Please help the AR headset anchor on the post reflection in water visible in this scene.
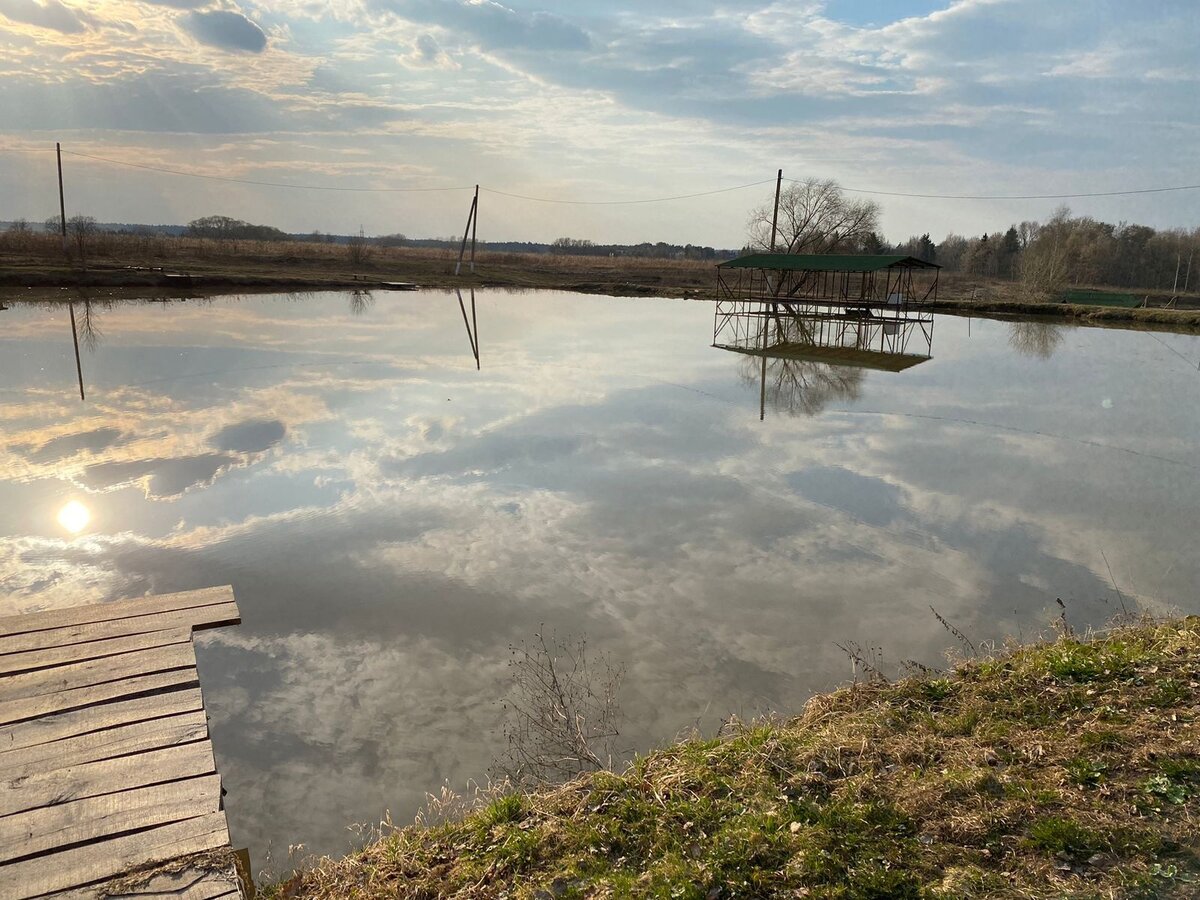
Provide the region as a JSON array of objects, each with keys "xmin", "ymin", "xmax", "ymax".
[
  {"xmin": 713, "ymin": 298, "xmax": 935, "ymax": 419},
  {"xmin": 457, "ymin": 288, "xmax": 480, "ymax": 370}
]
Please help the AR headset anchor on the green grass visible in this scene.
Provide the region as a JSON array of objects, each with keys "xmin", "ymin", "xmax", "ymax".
[{"xmin": 267, "ymin": 619, "xmax": 1200, "ymax": 899}]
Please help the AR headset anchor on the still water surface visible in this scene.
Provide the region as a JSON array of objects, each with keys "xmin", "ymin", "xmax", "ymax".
[{"xmin": 1, "ymin": 290, "xmax": 1198, "ymax": 867}]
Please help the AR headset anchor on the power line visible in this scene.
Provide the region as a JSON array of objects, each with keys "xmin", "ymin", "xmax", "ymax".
[
  {"xmin": 60, "ymin": 150, "xmax": 476, "ymax": 194},
  {"xmin": 7, "ymin": 145, "xmax": 1198, "ymax": 204},
  {"xmin": 797, "ymin": 178, "xmax": 1200, "ymax": 201},
  {"xmin": 480, "ymin": 180, "xmax": 776, "ymax": 205}
]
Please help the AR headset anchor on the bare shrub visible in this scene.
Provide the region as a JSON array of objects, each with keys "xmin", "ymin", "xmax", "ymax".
[{"xmin": 493, "ymin": 630, "xmax": 624, "ymax": 787}]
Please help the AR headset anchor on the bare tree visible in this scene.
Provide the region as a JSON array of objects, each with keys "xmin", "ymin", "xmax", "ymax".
[
  {"xmin": 66, "ymin": 215, "xmax": 98, "ymax": 266},
  {"xmin": 347, "ymin": 225, "xmax": 372, "ymax": 266},
  {"xmin": 747, "ymin": 178, "xmax": 880, "ymax": 254},
  {"xmin": 493, "ymin": 630, "xmax": 624, "ymax": 787},
  {"xmin": 1020, "ymin": 206, "xmax": 1073, "ymax": 301}
]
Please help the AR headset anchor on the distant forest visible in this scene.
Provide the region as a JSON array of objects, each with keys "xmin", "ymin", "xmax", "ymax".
[{"xmin": 886, "ymin": 210, "xmax": 1198, "ymax": 292}]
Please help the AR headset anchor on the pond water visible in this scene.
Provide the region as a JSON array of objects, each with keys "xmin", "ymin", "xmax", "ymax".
[{"xmin": 1, "ymin": 290, "xmax": 1198, "ymax": 869}]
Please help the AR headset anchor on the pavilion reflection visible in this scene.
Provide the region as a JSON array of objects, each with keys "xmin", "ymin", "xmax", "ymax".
[{"xmin": 713, "ymin": 298, "xmax": 934, "ymax": 419}]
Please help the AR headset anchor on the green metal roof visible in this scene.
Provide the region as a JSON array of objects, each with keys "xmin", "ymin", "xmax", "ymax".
[{"xmin": 718, "ymin": 253, "xmax": 940, "ymax": 272}]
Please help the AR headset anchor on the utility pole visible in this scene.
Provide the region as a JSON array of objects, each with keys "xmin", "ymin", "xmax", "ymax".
[
  {"xmin": 455, "ymin": 186, "xmax": 478, "ymax": 276},
  {"xmin": 769, "ymin": 169, "xmax": 782, "ymax": 253},
  {"xmin": 469, "ymin": 184, "xmax": 478, "ymax": 274},
  {"xmin": 56, "ymin": 142, "xmax": 68, "ymax": 257}
]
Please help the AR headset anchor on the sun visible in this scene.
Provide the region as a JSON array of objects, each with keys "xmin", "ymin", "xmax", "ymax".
[{"xmin": 57, "ymin": 500, "xmax": 91, "ymax": 534}]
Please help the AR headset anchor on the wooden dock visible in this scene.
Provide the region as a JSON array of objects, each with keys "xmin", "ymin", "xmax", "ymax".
[{"xmin": 0, "ymin": 586, "xmax": 244, "ymax": 899}]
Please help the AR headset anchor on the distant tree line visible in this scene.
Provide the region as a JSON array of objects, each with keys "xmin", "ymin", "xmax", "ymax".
[
  {"xmin": 185, "ymin": 216, "xmax": 289, "ymax": 241},
  {"xmin": 888, "ymin": 209, "xmax": 1198, "ymax": 292},
  {"xmin": 549, "ymin": 237, "xmax": 721, "ymax": 260},
  {"xmin": 744, "ymin": 180, "xmax": 1198, "ymax": 294}
]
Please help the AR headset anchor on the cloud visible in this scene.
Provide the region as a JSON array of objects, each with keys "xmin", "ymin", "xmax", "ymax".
[
  {"xmin": 210, "ymin": 418, "xmax": 287, "ymax": 453},
  {"xmin": 79, "ymin": 453, "xmax": 239, "ymax": 498},
  {"xmin": 0, "ymin": 0, "xmax": 93, "ymax": 33},
  {"xmin": 185, "ymin": 9, "xmax": 268, "ymax": 53},
  {"xmin": 372, "ymin": 0, "xmax": 590, "ymax": 51},
  {"xmin": 22, "ymin": 426, "xmax": 127, "ymax": 464}
]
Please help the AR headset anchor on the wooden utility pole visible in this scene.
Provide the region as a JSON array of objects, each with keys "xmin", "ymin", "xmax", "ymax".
[
  {"xmin": 469, "ymin": 184, "xmax": 478, "ymax": 274},
  {"xmin": 56, "ymin": 142, "xmax": 68, "ymax": 257},
  {"xmin": 769, "ymin": 169, "xmax": 783, "ymax": 252},
  {"xmin": 455, "ymin": 186, "xmax": 479, "ymax": 276}
]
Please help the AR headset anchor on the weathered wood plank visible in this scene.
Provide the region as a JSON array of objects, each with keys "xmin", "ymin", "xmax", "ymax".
[
  {"xmin": 0, "ymin": 739, "xmax": 216, "ymax": 817},
  {"xmin": 0, "ymin": 773, "xmax": 221, "ymax": 860},
  {"xmin": 0, "ymin": 810, "xmax": 230, "ymax": 899},
  {"xmin": 0, "ymin": 586, "xmax": 236, "ymax": 639},
  {"xmin": 0, "ymin": 627, "xmax": 191, "ymax": 677},
  {"xmin": 0, "ymin": 667, "xmax": 200, "ymax": 731},
  {"xmin": 0, "ymin": 602, "xmax": 240, "ymax": 657},
  {"xmin": 0, "ymin": 710, "xmax": 208, "ymax": 778},
  {"xmin": 106, "ymin": 886, "xmax": 241, "ymax": 900},
  {"xmin": 94, "ymin": 865, "xmax": 243, "ymax": 900},
  {"xmin": 0, "ymin": 643, "xmax": 196, "ymax": 704},
  {"xmin": 0, "ymin": 687, "xmax": 203, "ymax": 754}
]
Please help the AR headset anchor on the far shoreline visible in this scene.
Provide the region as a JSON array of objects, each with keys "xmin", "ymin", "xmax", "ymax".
[{"xmin": 3, "ymin": 260, "xmax": 1200, "ymax": 333}]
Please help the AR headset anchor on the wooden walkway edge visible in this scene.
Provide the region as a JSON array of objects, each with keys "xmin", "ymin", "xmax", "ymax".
[{"xmin": 0, "ymin": 587, "xmax": 244, "ymax": 899}]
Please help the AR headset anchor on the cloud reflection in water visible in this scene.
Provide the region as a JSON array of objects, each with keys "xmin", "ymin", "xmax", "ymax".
[{"xmin": 0, "ymin": 290, "xmax": 1198, "ymax": 865}]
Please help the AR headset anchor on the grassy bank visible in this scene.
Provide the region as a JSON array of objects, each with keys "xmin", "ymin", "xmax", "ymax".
[{"xmin": 270, "ymin": 619, "xmax": 1200, "ymax": 899}]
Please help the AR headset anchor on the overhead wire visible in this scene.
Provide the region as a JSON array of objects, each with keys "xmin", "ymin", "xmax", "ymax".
[
  {"xmin": 3, "ymin": 144, "xmax": 1197, "ymax": 204},
  {"xmin": 59, "ymin": 150, "xmax": 476, "ymax": 193}
]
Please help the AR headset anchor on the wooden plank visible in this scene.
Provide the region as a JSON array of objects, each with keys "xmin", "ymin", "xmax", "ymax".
[
  {"xmin": 0, "ymin": 710, "xmax": 209, "ymax": 778},
  {"xmin": 0, "ymin": 810, "xmax": 230, "ymax": 899},
  {"xmin": 0, "ymin": 627, "xmax": 191, "ymax": 676},
  {"xmin": 0, "ymin": 643, "xmax": 196, "ymax": 703},
  {"xmin": 0, "ymin": 773, "xmax": 221, "ymax": 860},
  {"xmin": 98, "ymin": 866, "xmax": 242, "ymax": 900},
  {"xmin": 0, "ymin": 586, "xmax": 235, "ymax": 639},
  {"xmin": 0, "ymin": 668, "xmax": 200, "ymax": 729},
  {"xmin": 0, "ymin": 739, "xmax": 216, "ymax": 817},
  {"xmin": 0, "ymin": 602, "xmax": 240, "ymax": 657},
  {"xmin": 0, "ymin": 687, "xmax": 203, "ymax": 754}
]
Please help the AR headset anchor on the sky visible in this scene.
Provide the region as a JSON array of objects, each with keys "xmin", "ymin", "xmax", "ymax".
[{"xmin": 0, "ymin": 0, "xmax": 1197, "ymax": 246}]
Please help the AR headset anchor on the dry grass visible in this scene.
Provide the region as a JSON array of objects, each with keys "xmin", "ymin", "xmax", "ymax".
[
  {"xmin": 267, "ymin": 618, "xmax": 1200, "ymax": 899},
  {"xmin": 0, "ymin": 230, "xmax": 717, "ymax": 296}
]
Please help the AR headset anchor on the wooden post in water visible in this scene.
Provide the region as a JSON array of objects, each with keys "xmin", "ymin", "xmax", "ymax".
[
  {"xmin": 455, "ymin": 188, "xmax": 478, "ymax": 276},
  {"xmin": 56, "ymin": 142, "xmax": 69, "ymax": 258}
]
